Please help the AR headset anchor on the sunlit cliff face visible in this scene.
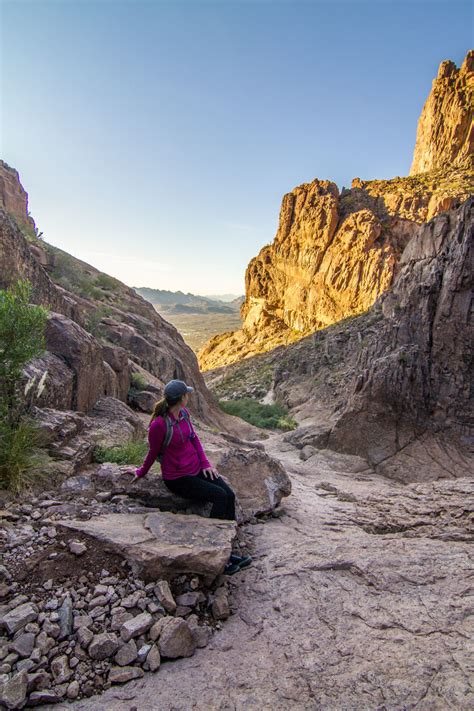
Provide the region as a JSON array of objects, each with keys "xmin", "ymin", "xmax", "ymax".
[{"xmin": 198, "ymin": 51, "xmax": 474, "ymax": 373}]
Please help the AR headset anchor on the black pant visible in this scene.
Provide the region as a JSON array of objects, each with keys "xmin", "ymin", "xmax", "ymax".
[{"xmin": 164, "ymin": 470, "xmax": 236, "ymax": 520}]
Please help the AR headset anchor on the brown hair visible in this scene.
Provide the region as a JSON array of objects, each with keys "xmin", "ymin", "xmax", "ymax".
[{"xmin": 149, "ymin": 394, "xmax": 183, "ymax": 427}]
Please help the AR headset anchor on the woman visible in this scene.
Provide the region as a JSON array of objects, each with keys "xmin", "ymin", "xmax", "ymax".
[{"xmin": 134, "ymin": 379, "xmax": 251, "ymax": 574}]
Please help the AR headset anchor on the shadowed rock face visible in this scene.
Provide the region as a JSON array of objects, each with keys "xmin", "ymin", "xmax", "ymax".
[
  {"xmin": 410, "ymin": 50, "xmax": 474, "ymax": 175},
  {"xmin": 328, "ymin": 197, "xmax": 474, "ymax": 480},
  {"xmin": 199, "ymin": 51, "xmax": 473, "ymax": 371}
]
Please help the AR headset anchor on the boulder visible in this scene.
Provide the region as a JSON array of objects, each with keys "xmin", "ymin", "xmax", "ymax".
[
  {"xmin": 45, "ymin": 312, "xmax": 108, "ymax": 412},
  {"xmin": 157, "ymin": 618, "xmax": 196, "ymax": 659},
  {"xmin": 0, "ymin": 670, "xmax": 28, "ymax": 710},
  {"xmin": 57, "ymin": 511, "xmax": 236, "ymax": 580}
]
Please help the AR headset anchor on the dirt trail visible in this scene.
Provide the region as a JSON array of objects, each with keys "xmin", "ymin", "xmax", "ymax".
[{"xmin": 65, "ymin": 429, "xmax": 474, "ymax": 711}]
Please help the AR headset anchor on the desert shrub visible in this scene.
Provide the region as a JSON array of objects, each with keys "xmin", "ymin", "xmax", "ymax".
[
  {"xmin": 218, "ymin": 398, "xmax": 297, "ymax": 431},
  {"xmin": 130, "ymin": 372, "xmax": 148, "ymax": 391},
  {"xmin": 0, "ymin": 279, "xmax": 49, "ymax": 491},
  {"xmin": 92, "ymin": 440, "xmax": 148, "ymax": 465}
]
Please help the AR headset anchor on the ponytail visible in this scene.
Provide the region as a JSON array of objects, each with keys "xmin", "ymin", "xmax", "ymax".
[{"xmin": 149, "ymin": 394, "xmax": 182, "ymax": 427}]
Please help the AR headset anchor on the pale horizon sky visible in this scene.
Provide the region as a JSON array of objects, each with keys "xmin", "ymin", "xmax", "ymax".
[{"xmin": 1, "ymin": 0, "xmax": 472, "ymax": 295}]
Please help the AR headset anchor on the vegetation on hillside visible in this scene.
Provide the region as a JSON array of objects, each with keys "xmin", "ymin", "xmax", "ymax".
[
  {"xmin": 0, "ymin": 279, "xmax": 50, "ymax": 492},
  {"xmin": 219, "ymin": 398, "xmax": 297, "ymax": 431}
]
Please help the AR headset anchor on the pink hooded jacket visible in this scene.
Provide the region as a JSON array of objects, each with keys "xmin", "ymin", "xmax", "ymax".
[{"xmin": 135, "ymin": 407, "xmax": 211, "ymax": 481}]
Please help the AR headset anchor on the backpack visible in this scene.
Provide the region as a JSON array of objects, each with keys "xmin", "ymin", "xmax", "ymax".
[{"xmin": 155, "ymin": 408, "xmax": 195, "ymax": 464}]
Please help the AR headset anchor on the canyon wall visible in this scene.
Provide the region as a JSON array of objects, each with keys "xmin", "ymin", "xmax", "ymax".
[{"xmin": 199, "ymin": 51, "xmax": 473, "ymax": 371}]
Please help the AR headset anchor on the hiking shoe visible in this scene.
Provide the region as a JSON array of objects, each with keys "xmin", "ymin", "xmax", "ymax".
[
  {"xmin": 230, "ymin": 554, "xmax": 252, "ymax": 569},
  {"xmin": 224, "ymin": 562, "xmax": 240, "ymax": 575}
]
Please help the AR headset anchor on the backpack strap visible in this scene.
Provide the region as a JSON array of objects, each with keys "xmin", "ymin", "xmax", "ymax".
[
  {"xmin": 181, "ymin": 407, "xmax": 196, "ymax": 439},
  {"xmin": 156, "ymin": 415, "xmax": 174, "ymax": 463}
]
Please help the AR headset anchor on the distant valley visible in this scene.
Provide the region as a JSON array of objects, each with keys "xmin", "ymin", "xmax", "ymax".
[{"xmin": 133, "ymin": 287, "xmax": 244, "ymax": 352}]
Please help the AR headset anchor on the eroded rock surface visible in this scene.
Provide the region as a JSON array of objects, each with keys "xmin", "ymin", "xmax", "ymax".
[{"xmin": 66, "ymin": 432, "xmax": 474, "ymax": 711}]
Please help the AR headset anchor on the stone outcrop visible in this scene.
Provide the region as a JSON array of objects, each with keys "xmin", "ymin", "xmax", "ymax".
[
  {"xmin": 58, "ymin": 512, "xmax": 236, "ymax": 579},
  {"xmin": 0, "ymin": 161, "xmax": 36, "ymax": 230},
  {"xmin": 410, "ymin": 50, "xmax": 473, "ymax": 175},
  {"xmin": 199, "ymin": 52, "xmax": 473, "ymax": 370},
  {"xmin": 328, "ymin": 197, "xmax": 474, "ymax": 480}
]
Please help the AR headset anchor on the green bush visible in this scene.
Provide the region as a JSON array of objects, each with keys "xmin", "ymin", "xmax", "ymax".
[
  {"xmin": 218, "ymin": 398, "xmax": 297, "ymax": 431},
  {"xmin": 92, "ymin": 440, "xmax": 149, "ymax": 465},
  {"xmin": 0, "ymin": 418, "xmax": 49, "ymax": 494},
  {"xmin": 130, "ymin": 372, "xmax": 148, "ymax": 391},
  {"xmin": 0, "ymin": 279, "xmax": 49, "ymax": 492}
]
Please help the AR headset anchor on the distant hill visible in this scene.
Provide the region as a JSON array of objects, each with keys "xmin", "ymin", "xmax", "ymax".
[
  {"xmin": 202, "ymin": 293, "xmax": 243, "ymax": 302},
  {"xmin": 133, "ymin": 287, "xmax": 244, "ymax": 315}
]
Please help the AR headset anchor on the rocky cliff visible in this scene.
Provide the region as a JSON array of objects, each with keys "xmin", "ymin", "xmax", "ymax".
[
  {"xmin": 199, "ymin": 51, "xmax": 473, "ymax": 370},
  {"xmin": 0, "ymin": 157, "xmax": 231, "ymax": 426},
  {"xmin": 410, "ymin": 49, "xmax": 473, "ymax": 174},
  {"xmin": 206, "ymin": 197, "xmax": 473, "ymax": 483}
]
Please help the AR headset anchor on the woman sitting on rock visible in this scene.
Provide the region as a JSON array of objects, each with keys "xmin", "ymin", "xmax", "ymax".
[{"xmin": 134, "ymin": 379, "xmax": 251, "ymax": 575}]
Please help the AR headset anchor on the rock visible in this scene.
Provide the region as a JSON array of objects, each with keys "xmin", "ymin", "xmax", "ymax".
[
  {"xmin": 26, "ymin": 671, "xmax": 51, "ymax": 692},
  {"xmin": 9, "ymin": 632, "xmax": 35, "ymax": 658},
  {"xmin": 73, "ymin": 614, "xmax": 93, "ymax": 631},
  {"xmin": 120, "ymin": 612, "xmax": 153, "ymax": 643},
  {"xmin": 157, "ymin": 618, "xmax": 196, "ymax": 659},
  {"xmin": 211, "ymin": 595, "xmax": 230, "ymax": 621},
  {"xmin": 0, "ymin": 670, "xmax": 28, "ymax": 710},
  {"xmin": 88, "ymin": 632, "xmax": 119, "ymax": 660},
  {"xmin": 28, "ymin": 689, "xmax": 60, "ymax": 705},
  {"xmin": 114, "ymin": 640, "xmax": 137, "ymax": 666},
  {"xmin": 153, "ymin": 581, "xmax": 176, "ymax": 613},
  {"xmin": 108, "ymin": 666, "xmax": 144, "ymax": 684},
  {"xmin": 69, "ymin": 540, "xmax": 87, "ymax": 556},
  {"xmin": 0, "ymin": 603, "xmax": 38, "ymax": 635},
  {"xmin": 58, "ymin": 596, "xmax": 73, "ymax": 640},
  {"xmin": 175, "ymin": 592, "xmax": 203, "ymax": 608},
  {"xmin": 411, "ymin": 50, "xmax": 473, "ymax": 174},
  {"xmin": 329, "ymin": 198, "xmax": 474, "ymax": 481},
  {"xmin": 144, "ymin": 644, "xmax": 160, "ymax": 672},
  {"xmin": 50, "ymin": 654, "xmax": 72, "ymax": 684},
  {"xmin": 77, "ymin": 626, "xmax": 93, "ymax": 648},
  {"xmin": 137, "ymin": 643, "xmax": 152, "ymax": 663},
  {"xmin": 58, "ymin": 511, "xmax": 236, "ymax": 579},
  {"xmin": 66, "ymin": 680, "xmax": 80, "ymax": 700},
  {"xmin": 149, "ymin": 618, "xmax": 166, "ymax": 642}
]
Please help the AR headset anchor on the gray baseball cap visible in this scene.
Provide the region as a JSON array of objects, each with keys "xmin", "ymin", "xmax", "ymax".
[{"xmin": 164, "ymin": 379, "xmax": 194, "ymax": 399}]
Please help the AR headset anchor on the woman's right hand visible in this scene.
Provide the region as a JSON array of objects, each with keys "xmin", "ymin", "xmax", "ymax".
[{"xmin": 202, "ymin": 467, "xmax": 219, "ymax": 480}]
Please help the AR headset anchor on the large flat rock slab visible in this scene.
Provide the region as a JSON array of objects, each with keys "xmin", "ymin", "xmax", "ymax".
[{"xmin": 57, "ymin": 512, "xmax": 236, "ymax": 580}]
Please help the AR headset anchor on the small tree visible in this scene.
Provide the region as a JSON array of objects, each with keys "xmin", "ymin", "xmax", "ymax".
[{"xmin": 0, "ymin": 279, "xmax": 49, "ymax": 491}]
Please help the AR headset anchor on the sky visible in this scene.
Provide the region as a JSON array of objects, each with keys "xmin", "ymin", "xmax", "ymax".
[{"xmin": 1, "ymin": 0, "xmax": 472, "ymax": 296}]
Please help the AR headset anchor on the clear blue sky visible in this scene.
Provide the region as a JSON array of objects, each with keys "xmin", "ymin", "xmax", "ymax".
[{"xmin": 1, "ymin": 0, "xmax": 472, "ymax": 295}]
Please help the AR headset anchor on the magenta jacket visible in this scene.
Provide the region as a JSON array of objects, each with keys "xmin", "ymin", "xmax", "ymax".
[{"xmin": 135, "ymin": 407, "xmax": 211, "ymax": 481}]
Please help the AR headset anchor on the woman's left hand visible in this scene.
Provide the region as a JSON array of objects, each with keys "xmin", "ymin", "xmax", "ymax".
[{"xmin": 202, "ymin": 467, "xmax": 219, "ymax": 480}]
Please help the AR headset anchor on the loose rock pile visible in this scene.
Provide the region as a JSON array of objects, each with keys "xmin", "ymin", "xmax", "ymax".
[{"xmin": 0, "ymin": 493, "xmax": 238, "ymax": 708}]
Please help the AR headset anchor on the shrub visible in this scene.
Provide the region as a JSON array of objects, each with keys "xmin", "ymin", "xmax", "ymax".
[
  {"xmin": 92, "ymin": 440, "xmax": 149, "ymax": 465},
  {"xmin": 130, "ymin": 372, "xmax": 148, "ymax": 391},
  {"xmin": 218, "ymin": 398, "xmax": 297, "ymax": 431},
  {"xmin": 0, "ymin": 279, "xmax": 49, "ymax": 491}
]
